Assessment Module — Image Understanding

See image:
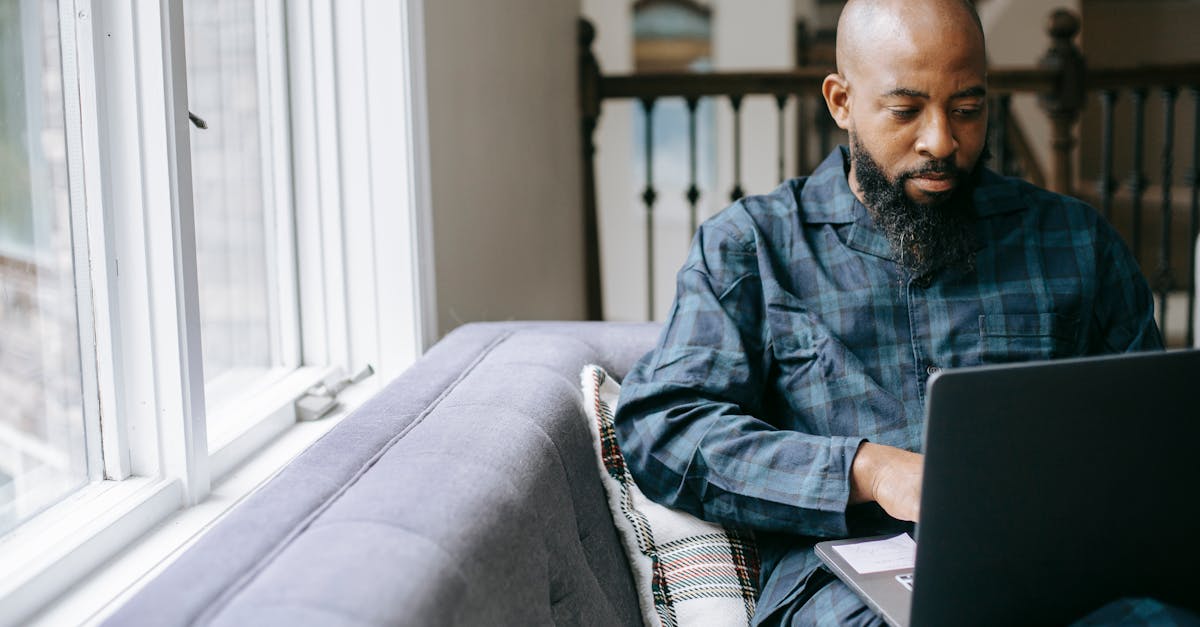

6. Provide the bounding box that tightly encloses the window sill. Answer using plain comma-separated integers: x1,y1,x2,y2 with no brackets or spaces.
20,378,381,627
208,366,335,480
0,477,181,626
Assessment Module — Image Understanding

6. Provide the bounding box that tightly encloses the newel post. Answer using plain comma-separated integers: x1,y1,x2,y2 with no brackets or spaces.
579,18,603,320
1037,9,1086,196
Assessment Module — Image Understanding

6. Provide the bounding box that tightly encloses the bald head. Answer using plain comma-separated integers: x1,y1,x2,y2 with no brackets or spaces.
836,0,985,81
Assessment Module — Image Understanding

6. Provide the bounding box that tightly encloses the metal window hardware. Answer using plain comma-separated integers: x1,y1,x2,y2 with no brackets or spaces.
188,111,208,129
294,365,375,421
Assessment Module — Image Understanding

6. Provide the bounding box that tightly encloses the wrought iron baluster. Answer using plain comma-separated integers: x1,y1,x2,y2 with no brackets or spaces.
1189,86,1200,347
730,94,745,201
776,93,788,184
796,95,809,176
578,18,603,320
1157,87,1178,328
641,97,658,320
1129,88,1149,263
686,96,701,239
994,94,1010,175
1099,90,1118,221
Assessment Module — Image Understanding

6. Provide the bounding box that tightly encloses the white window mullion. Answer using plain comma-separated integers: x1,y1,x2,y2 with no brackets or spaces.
332,0,380,373
59,0,124,482
288,0,329,367
362,0,436,379
258,0,301,371
407,0,438,356
398,0,437,366
401,0,438,356
133,0,209,504
310,0,351,371
83,0,165,481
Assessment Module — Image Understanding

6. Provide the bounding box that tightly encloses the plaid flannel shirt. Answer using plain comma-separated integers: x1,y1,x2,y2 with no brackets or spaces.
614,147,1162,623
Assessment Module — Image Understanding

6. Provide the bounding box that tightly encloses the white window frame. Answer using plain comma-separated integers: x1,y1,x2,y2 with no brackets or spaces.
198,0,308,463
0,0,435,623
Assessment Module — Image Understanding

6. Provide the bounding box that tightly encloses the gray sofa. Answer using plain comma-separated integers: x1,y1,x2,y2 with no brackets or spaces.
106,321,661,626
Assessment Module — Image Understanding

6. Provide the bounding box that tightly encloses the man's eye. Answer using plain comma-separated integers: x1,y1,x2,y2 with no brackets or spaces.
954,108,983,118
889,108,918,119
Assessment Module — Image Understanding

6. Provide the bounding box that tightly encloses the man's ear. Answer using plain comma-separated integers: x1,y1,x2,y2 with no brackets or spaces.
822,73,852,131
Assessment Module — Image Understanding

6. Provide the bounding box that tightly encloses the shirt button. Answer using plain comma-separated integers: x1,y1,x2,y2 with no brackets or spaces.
927,365,941,376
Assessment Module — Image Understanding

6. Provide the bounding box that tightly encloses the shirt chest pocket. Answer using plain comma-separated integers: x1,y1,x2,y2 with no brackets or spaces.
978,313,1079,363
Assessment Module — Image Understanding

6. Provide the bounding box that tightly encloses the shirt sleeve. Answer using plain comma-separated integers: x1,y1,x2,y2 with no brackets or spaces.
1090,220,1164,353
613,221,864,538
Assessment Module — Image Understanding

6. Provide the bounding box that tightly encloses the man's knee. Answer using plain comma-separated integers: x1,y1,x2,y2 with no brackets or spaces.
773,577,886,627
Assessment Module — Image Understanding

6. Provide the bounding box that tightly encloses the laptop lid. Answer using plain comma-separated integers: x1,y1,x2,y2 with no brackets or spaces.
910,348,1200,626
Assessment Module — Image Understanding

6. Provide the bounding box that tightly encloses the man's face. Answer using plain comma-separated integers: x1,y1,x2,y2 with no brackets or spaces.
833,8,989,207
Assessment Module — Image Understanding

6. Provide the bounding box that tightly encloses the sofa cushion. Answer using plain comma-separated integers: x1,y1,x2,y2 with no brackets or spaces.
105,322,660,626
581,365,760,627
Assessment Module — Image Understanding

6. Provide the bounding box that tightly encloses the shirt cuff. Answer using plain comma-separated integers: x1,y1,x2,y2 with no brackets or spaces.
828,435,868,536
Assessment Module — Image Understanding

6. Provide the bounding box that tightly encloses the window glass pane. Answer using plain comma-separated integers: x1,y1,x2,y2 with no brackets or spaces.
184,0,294,433
0,0,89,534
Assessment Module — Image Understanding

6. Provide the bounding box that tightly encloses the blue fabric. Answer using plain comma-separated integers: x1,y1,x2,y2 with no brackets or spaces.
1073,597,1200,626
761,578,1200,626
768,575,885,627
614,147,1162,624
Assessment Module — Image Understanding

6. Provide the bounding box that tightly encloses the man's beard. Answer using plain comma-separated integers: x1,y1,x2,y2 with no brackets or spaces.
850,133,982,278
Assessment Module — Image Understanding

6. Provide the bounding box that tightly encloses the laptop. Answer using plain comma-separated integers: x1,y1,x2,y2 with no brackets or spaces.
815,348,1200,627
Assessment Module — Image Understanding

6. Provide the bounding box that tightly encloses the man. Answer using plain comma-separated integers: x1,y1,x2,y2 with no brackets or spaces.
613,0,1170,624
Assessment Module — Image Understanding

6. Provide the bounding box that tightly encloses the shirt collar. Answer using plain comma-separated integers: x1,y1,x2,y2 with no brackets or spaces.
798,146,860,225
970,168,1027,217
798,146,895,260
801,145,1027,222
799,146,1030,261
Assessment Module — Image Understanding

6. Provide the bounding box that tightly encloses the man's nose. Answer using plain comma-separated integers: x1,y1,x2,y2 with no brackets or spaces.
915,112,958,160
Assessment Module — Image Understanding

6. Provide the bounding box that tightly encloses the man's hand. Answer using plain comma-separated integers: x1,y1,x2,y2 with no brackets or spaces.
849,442,924,522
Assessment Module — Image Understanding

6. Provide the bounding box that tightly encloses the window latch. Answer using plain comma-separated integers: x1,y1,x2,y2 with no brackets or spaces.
188,110,208,129
295,364,375,421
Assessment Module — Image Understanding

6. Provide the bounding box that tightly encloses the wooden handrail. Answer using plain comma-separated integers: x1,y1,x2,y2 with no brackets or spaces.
599,65,1200,103
1086,66,1200,90
601,69,829,99
599,67,1067,100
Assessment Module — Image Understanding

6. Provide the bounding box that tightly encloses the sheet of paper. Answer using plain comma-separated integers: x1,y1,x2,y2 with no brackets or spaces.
831,533,916,574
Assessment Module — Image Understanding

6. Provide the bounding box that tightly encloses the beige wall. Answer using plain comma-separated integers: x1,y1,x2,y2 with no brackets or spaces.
1082,0,1200,67
423,0,585,335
